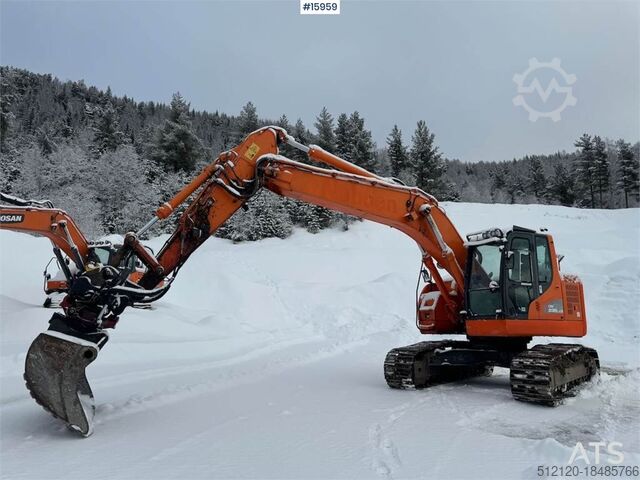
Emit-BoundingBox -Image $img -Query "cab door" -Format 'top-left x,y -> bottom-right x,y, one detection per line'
503,231 -> 538,319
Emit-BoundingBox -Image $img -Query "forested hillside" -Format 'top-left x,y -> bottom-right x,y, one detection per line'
1,67 -> 638,240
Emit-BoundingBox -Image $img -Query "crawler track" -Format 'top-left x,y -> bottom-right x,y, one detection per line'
510,343 -> 599,406
384,341 -> 492,389
385,341 -> 599,405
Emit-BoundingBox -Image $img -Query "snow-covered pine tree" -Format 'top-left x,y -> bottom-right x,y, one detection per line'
236,101 -> 259,140
276,114 -> 291,131
314,107 -> 335,152
95,145 -> 160,234
616,139 -> 639,208
289,117 -> 332,231
527,157 -> 546,200
505,173 -> 525,204
574,133 -> 596,208
546,163 -> 576,206
36,126 -> 56,156
592,135 -> 610,208
17,144 -> 103,237
88,102 -> 125,156
310,107 -> 350,229
275,114 -> 296,159
348,112 -> 376,172
0,77 -> 17,153
409,120 -> 447,197
386,125 -> 409,179
292,118 -> 310,162
221,190 -> 293,242
334,113 -> 352,162
294,201 -> 322,234
150,93 -> 204,172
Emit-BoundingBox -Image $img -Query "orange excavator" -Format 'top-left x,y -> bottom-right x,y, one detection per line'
0,127 -> 599,436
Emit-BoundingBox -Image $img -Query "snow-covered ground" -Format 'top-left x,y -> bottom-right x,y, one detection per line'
1,203 -> 639,479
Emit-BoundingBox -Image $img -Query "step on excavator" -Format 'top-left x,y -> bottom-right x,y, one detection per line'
0,127 -> 599,436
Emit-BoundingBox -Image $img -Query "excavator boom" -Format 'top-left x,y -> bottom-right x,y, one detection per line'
137,127 -> 467,332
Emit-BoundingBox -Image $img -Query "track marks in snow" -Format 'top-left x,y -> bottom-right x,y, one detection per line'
92,336 -> 371,427
369,423 -> 401,479
367,396 -> 434,478
451,368 -> 640,454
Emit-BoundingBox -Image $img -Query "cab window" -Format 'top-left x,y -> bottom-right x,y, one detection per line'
508,237 -> 532,284
92,247 -> 111,265
468,244 -> 502,316
506,237 -> 533,315
535,236 -> 552,294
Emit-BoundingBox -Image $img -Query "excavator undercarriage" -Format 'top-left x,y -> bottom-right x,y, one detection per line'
0,126 -> 600,436
384,340 -> 599,405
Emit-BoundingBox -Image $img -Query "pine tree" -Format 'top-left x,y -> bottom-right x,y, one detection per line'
547,163 -> 576,206
527,157 -> 546,200
276,114 -> 291,131
237,101 -> 258,139
574,133 -> 596,208
289,117 -> 337,229
0,84 -> 16,152
348,111 -> 376,172
292,118 -> 310,161
410,120 -> 446,196
386,125 -> 408,178
150,92 -> 204,172
221,190 -> 293,242
505,173 -> 525,204
334,113 -> 352,161
89,102 -> 124,155
95,146 -> 160,233
36,127 -> 56,156
492,167 -> 506,190
592,135 -> 610,208
276,114 -> 295,158
314,107 -> 335,151
616,139 -> 639,208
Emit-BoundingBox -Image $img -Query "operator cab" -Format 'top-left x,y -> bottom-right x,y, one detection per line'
87,242 -> 139,272
43,242 -> 155,298
464,226 -> 554,320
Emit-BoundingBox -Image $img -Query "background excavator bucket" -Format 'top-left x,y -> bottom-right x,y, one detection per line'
24,331 -> 106,436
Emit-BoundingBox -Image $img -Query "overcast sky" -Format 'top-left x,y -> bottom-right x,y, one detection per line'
1,0 -> 638,162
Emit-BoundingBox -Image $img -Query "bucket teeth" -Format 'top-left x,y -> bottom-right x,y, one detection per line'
24,331 -> 106,436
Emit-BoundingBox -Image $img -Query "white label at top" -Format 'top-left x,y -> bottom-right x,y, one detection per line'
300,0 -> 341,15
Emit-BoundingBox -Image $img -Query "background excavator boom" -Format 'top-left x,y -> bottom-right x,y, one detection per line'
0,203 -> 89,270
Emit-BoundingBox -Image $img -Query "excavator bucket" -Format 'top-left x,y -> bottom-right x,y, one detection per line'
24,331 -> 107,436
